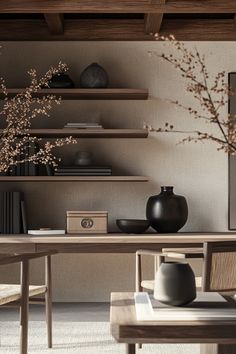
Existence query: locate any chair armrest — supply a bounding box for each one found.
[136,249,163,257]
[162,247,204,259]
[0,250,57,266]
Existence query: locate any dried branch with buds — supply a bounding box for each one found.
[0,62,77,172]
[145,34,236,154]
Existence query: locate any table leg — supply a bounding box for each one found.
[126,343,135,354]
[201,344,236,354]
[20,260,29,354]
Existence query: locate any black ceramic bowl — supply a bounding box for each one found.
[116,219,150,234]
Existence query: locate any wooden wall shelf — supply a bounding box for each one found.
[0,88,149,100]
[3,128,148,138]
[0,176,148,182]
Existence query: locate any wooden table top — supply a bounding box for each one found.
[110,292,236,344]
[0,232,236,244]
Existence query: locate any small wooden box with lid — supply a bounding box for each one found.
[66,211,108,234]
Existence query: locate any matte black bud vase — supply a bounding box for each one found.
[146,186,188,233]
[154,262,196,306]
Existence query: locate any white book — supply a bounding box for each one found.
[28,229,65,235]
[135,292,236,321]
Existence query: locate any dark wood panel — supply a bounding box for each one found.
[0,19,235,41]
[145,0,165,35]
[0,0,235,13]
[0,176,149,182]
[44,14,64,34]
[0,128,148,139]
[0,88,148,100]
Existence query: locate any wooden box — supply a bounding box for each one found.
[66,211,108,234]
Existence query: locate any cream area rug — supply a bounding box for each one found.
[0,321,200,354]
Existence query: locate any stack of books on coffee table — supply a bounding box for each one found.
[54,165,112,176]
[64,122,103,129]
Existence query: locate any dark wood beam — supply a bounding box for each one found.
[145,0,165,35]
[44,14,64,34]
[0,0,236,14]
[0,19,235,41]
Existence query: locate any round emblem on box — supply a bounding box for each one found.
[81,218,94,229]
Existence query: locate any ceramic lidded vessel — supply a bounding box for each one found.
[154,262,196,306]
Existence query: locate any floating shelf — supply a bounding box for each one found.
[0,88,149,100]
[0,176,148,182]
[3,128,148,138]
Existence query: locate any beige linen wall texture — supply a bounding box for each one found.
[0,42,230,301]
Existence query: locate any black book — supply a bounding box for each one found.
[6,192,9,233]
[54,172,112,176]
[13,192,21,234]
[16,152,21,177]
[0,192,4,233]
[57,165,112,170]
[20,199,27,234]
[10,192,13,234]
[29,142,39,176]
[3,192,6,233]
[24,143,29,176]
[56,168,111,173]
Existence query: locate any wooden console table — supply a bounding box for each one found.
[1,233,236,254]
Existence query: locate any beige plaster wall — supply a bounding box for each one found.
[0,41,232,301]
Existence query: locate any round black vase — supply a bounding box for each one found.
[79,63,109,88]
[146,186,188,233]
[154,262,196,306]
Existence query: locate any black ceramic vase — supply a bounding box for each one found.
[154,262,196,306]
[146,186,188,233]
[79,63,109,88]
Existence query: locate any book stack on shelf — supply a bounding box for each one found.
[0,192,27,234]
[64,122,103,129]
[9,142,39,176]
[54,165,112,176]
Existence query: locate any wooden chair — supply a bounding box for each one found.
[0,251,57,354]
[136,248,203,293]
[136,241,236,294]
[136,241,236,350]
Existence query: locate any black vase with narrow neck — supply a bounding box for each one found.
[146,186,188,233]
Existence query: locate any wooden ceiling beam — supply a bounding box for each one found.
[145,0,165,35]
[0,19,235,41]
[44,14,64,34]
[0,0,236,14]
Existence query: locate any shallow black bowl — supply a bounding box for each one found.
[116,219,150,234]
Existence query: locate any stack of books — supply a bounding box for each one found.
[0,192,27,234]
[64,122,103,129]
[9,142,39,176]
[54,165,112,176]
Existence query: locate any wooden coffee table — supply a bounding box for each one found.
[110,292,236,354]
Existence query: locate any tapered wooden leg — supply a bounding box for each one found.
[201,344,236,354]
[126,343,135,354]
[45,256,52,348]
[135,253,142,293]
[20,260,29,354]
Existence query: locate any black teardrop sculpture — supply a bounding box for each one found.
[146,186,188,233]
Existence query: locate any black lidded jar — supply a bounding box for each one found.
[146,186,188,233]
